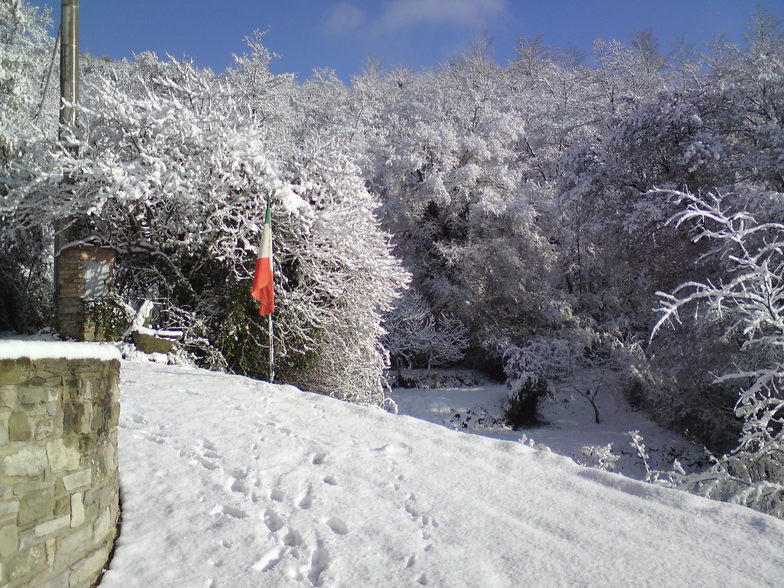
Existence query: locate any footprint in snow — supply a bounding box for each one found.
[297,486,313,510]
[227,468,250,494]
[307,543,330,587]
[230,478,247,494]
[325,517,349,535]
[145,434,167,445]
[222,505,247,519]
[197,456,220,471]
[311,452,327,465]
[263,509,284,533]
[283,527,302,547]
[253,547,285,572]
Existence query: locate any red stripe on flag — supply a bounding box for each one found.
[251,257,274,315]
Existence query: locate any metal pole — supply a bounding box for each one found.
[59,0,79,135]
[268,314,275,383]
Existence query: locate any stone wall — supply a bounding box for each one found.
[0,355,120,587]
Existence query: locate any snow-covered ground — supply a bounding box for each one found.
[100,361,784,587]
[391,367,705,480]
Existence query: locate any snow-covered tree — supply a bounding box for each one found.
[0,0,55,160]
[365,48,569,370]
[3,49,406,405]
[653,188,784,517]
[0,0,56,332]
[382,290,468,369]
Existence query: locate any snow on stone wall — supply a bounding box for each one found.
[0,351,120,587]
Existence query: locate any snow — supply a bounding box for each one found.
[0,339,121,361]
[101,361,784,587]
[131,327,183,339]
[391,367,706,479]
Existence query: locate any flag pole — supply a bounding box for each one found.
[268,313,274,383]
[251,200,275,382]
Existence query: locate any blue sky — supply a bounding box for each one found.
[31,1,784,81]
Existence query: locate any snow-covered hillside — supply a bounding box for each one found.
[101,362,784,587]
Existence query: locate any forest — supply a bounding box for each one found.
[1,0,783,517]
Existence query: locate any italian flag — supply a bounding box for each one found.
[251,202,275,315]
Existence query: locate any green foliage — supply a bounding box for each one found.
[208,274,319,384]
[503,376,550,429]
[84,298,132,341]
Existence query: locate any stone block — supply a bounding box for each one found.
[8,412,31,442]
[54,495,70,517]
[17,386,59,405]
[28,404,47,417]
[33,514,70,537]
[0,359,32,387]
[97,486,117,510]
[3,445,47,476]
[91,403,106,433]
[45,537,56,567]
[25,568,69,588]
[69,546,108,588]
[63,402,90,435]
[34,417,56,441]
[0,499,19,518]
[46,439,81,472]
[17,528,43,551]
[0,387,15,407]
[44,569,69,588]
[0,406,10,434]
[62,469,91,492]
[6,544,44,583]
[56,524,91,562]
[18,488,55,527]
[93,507,112,541]
[133,331,176,353]
[45,401,60,416]
[70,493,85,528]
[0,523,18,557]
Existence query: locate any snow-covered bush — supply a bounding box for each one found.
[503,375,549,429]
[503,335,594,383]
[652,188,784,517]
[576,444,620,472]
[382,290,468,369]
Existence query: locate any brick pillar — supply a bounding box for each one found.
[55,246,116,342]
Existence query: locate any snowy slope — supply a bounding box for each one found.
[101,362,784,588]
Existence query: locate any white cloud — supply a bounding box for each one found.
[379,0,507,30]
[324,2,366,36]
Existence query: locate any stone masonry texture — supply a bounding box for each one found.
[56,246,116,342]
[0,355,120,588]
